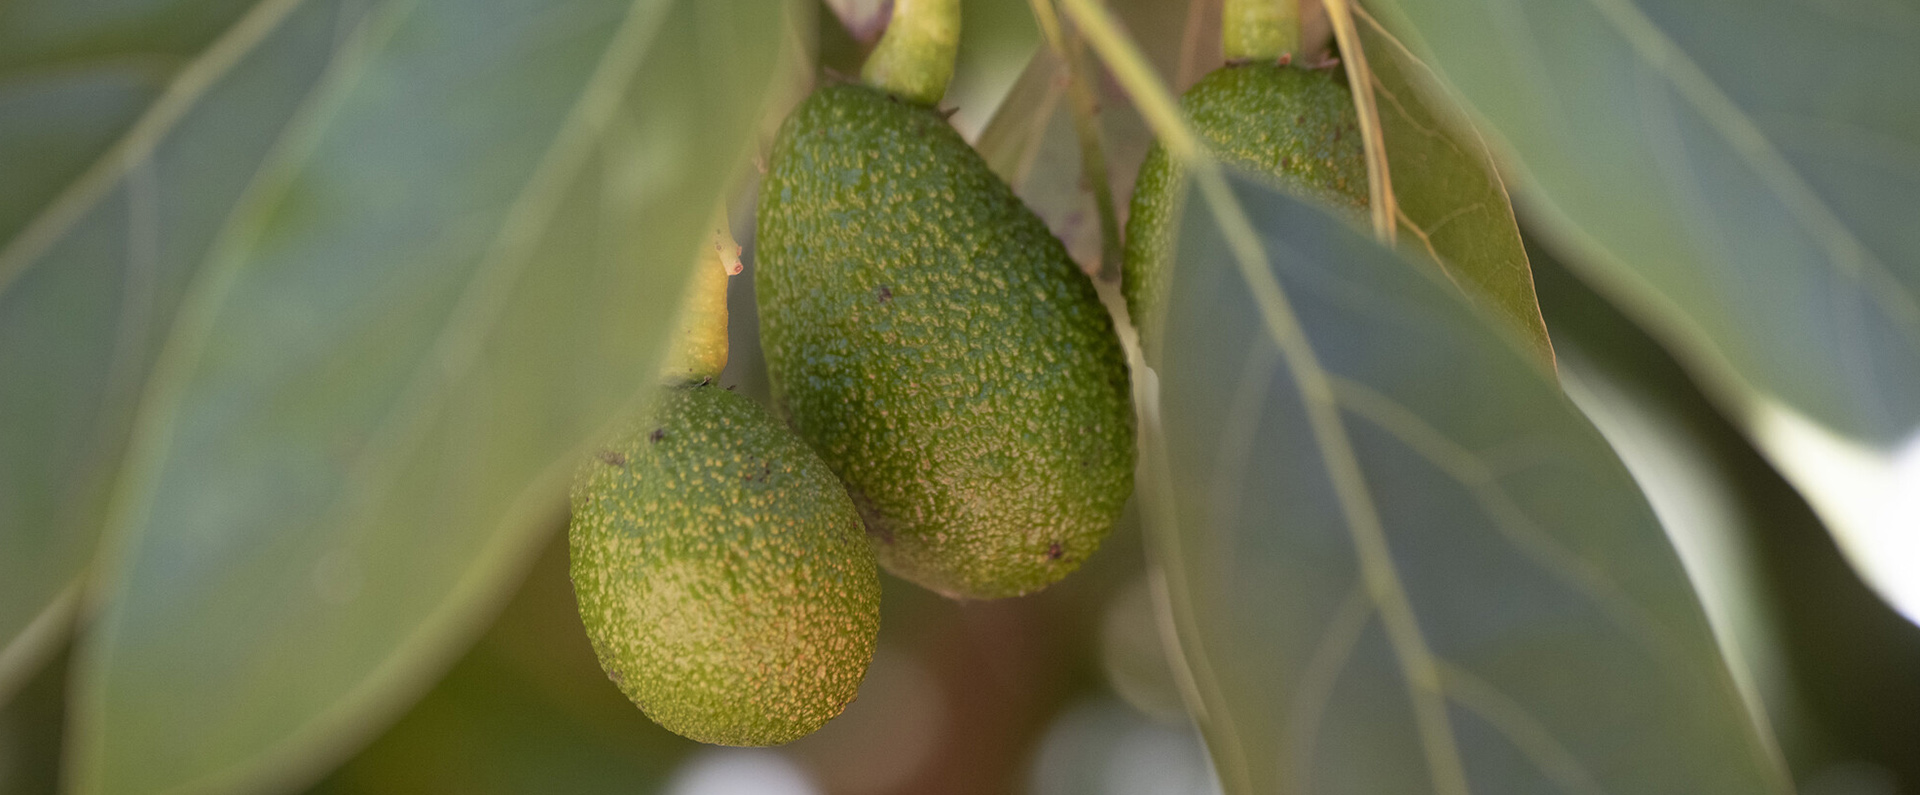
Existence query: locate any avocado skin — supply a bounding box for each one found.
[1124,63,1367,359]
[569,384,880,746]
[756,83,1135,600]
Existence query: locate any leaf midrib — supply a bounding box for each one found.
[67,0,685,791]
[1565,0,1919,339]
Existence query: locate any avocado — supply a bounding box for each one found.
[1124,63,1367,359]
[569,383,880,746]
[755,83,1135,600]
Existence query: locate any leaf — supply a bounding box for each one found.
[1359,0,1920,621]
[0,0,312,699]
[312,533,691,794]
[975,41,1065,184]
[941,0,1043,140]
[1355,11,1554,367]
[1530,244,1804,760]
[973,0,1196,274]
[980,44,1113,268]
[51,0,789,791]
[0,643,68,794]
[1536,243,1920,782]
[1143,169,1788,794]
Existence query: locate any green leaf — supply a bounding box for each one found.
[1356,15,1553,367]
[1536,244,1920,782]
[973,0,1197,273]
[976,45,1065,189]
[978,45,1112,268]
[52,0,789,791]
[0,644,68,795]
[1531,245,1807,764]
[1143,169,1788,794]
[312,533,691,795]
[0,0,309,699]
[1359,0,1920,621]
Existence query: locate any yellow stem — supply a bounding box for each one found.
[660,211,739,384]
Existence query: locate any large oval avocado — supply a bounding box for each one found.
[569,383,880,746]
[1125,63,1367,359]
[756,83,1135,600]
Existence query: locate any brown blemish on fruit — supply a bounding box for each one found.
[599,450,628,467]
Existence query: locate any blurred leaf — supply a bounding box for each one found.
[0,0,327,699]
[0,644,68,795]
[1097,576,1187,724]
[51,0,789,792]
[1533,243,1920,790]
[1144,170,1787,793]
[1359,0,1920,621]
[974,0,1193,273]
[1532,244,1808,762]
[944,0,1041,139]
[1356,15,1553,367]
[311,531,690,795]
[312,650,678,795]
[0,0,266,248]
[975,43,1062,182]
[981,45,1109,267]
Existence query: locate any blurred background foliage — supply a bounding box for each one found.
[2,0,1918,792]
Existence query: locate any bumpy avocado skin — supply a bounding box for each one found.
[756,83,1135,600]
[1124,64,1367,359]
[569,384,880,746]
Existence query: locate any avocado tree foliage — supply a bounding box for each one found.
[0,0,1916,792]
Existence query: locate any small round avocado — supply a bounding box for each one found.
[1124,63,1367,359]
[755,83,1136,600]
[569,383,880,746]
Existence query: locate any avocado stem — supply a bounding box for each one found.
[860,0,961,105]
[660,211,740,384]
[1222,0,1301,63]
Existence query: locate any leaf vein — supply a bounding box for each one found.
[1578,0,1920,340]
[1438,662,1609,795]
[325,0,679,538]
[1281,583,1372,795]
[1069,1,1470,790]
[1326,375,1680,658]
[0,0,313,293]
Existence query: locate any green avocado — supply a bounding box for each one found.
[569,383,880,746]
[755,83,1135,600]
[1124,63,1367,359]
